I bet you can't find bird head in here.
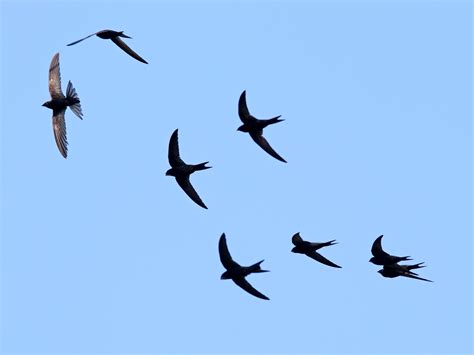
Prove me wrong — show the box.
[42,101,52,108]
[165,168,174,177]
[220,271,232,280]
[290,246,298,253]
[369,257,376,264]
[237,125,246,132]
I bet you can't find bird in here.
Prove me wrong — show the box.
[378,263,433,282]
[291,233,341,268]
[237,90,287,163]
[42,52,83,159]
[218,233,270,300]
[67,30,148,64]
[369,235,412,266]
[166,129,211,209]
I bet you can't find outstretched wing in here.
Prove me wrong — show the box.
[48,52,64,99]
[218,233,239,270]
[233,277,269,300]
[371,235,389,258]
[249,131,287,163]
[400,272,433,283]
[291,232,304,246]
[306,251,342,268]
[168,129,184,167]
[66,33,97,46]
[52,109,68,158]
[238,90,252,123]
[111,37,148,64]
[175,176,207,209]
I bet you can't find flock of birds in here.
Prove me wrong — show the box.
[41,29,432,301]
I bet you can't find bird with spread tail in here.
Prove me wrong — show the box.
[218,233,270,300]
[237,90,287,163]
[291,232,341,268]
[42,52,83,159]
[369,235,412,266]
[67,30,148,64]
[166,129,211,209]
[378,262,433,282]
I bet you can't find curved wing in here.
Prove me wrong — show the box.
[175,176,207,209]
[249,131,287,163]
[52,109,68,158]
[233,277,269,300]
[218,233,239,270]
[111,37,148,64]
[371,235,389,258]
[66,33,97,46]
[291,232,304,246]
[168,129,184,167]
[238,90,252,123]
[48,52,64,99]
[306,251,341,268]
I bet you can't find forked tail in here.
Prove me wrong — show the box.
[66,81,83,120]
[251,260,269,273]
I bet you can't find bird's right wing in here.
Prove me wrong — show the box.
[238,90,252,123]
[168,129,184,167]
[175,176,207,209]
[249,131,287,163]
[291,232,304,246]
[52,109,68,158]
[371,235,389,258]
[401,272,433,283]
[218,233,239,270]
[111,37,148,64]
[66,33,97,46]
[233,277,269,300]
[48,52,64,99]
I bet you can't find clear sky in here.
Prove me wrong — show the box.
[1,0,472,354]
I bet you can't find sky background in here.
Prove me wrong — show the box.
[1,0,472,354]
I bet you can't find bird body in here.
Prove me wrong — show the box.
[291,233,341,268]
[378,263,432,282]
[369,235,412,265]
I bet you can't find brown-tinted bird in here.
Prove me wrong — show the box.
[237,90,287,163]
[370,235,412,265]
[42,52,83,158]
[166,129,211,209]
[291,233,341,268]
[67,30,148,64]
[218,233,270,300]
[378,263,433,282]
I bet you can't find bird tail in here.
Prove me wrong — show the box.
[194,162,211,171]
[66,81,83,120]
[119,31,132,39]
[407,262,425,271]
[265,115,284,125]
[251,260,269,273]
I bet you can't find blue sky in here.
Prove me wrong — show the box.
[1,0,472,354]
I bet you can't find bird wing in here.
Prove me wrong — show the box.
[306,251,342,268]
[291,232,304,246]
[66,33,97,46]
[249,131,287,163]
[111,37,148,64]
[52,109,68,158]
[48,52,64,99]
[168,129,184,167]
[400,272,433,283]
[371,235,389,258]
[238,90,252,123]
[175,176,207,209]
[233,277,269,300]
[218,233,239,270]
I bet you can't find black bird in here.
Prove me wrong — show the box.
[378,263,433,282]
[237,90,287,163]
[218,233,270,300]
[166,129,211,209]
[370,235,412,266]
[67,30,148,64]
[42,52,83,159]
[291,233,341,268]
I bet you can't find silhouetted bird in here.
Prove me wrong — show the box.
[237,90,286,163]
[370,235,412,265]
[166,129,211,209]
[378,263,433,282]
[291,233,341,268]
[218,233,270,300]
[42,52,83,158]
[67,30,148,64]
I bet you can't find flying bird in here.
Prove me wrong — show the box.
[237,90,287,163]
[218,233,270,300]
[67,30,148,64]
[166,129,211,209]
[378,263,433,282]
[370,235,412,266]
[291,233,341,268]
[42,52,83,159]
